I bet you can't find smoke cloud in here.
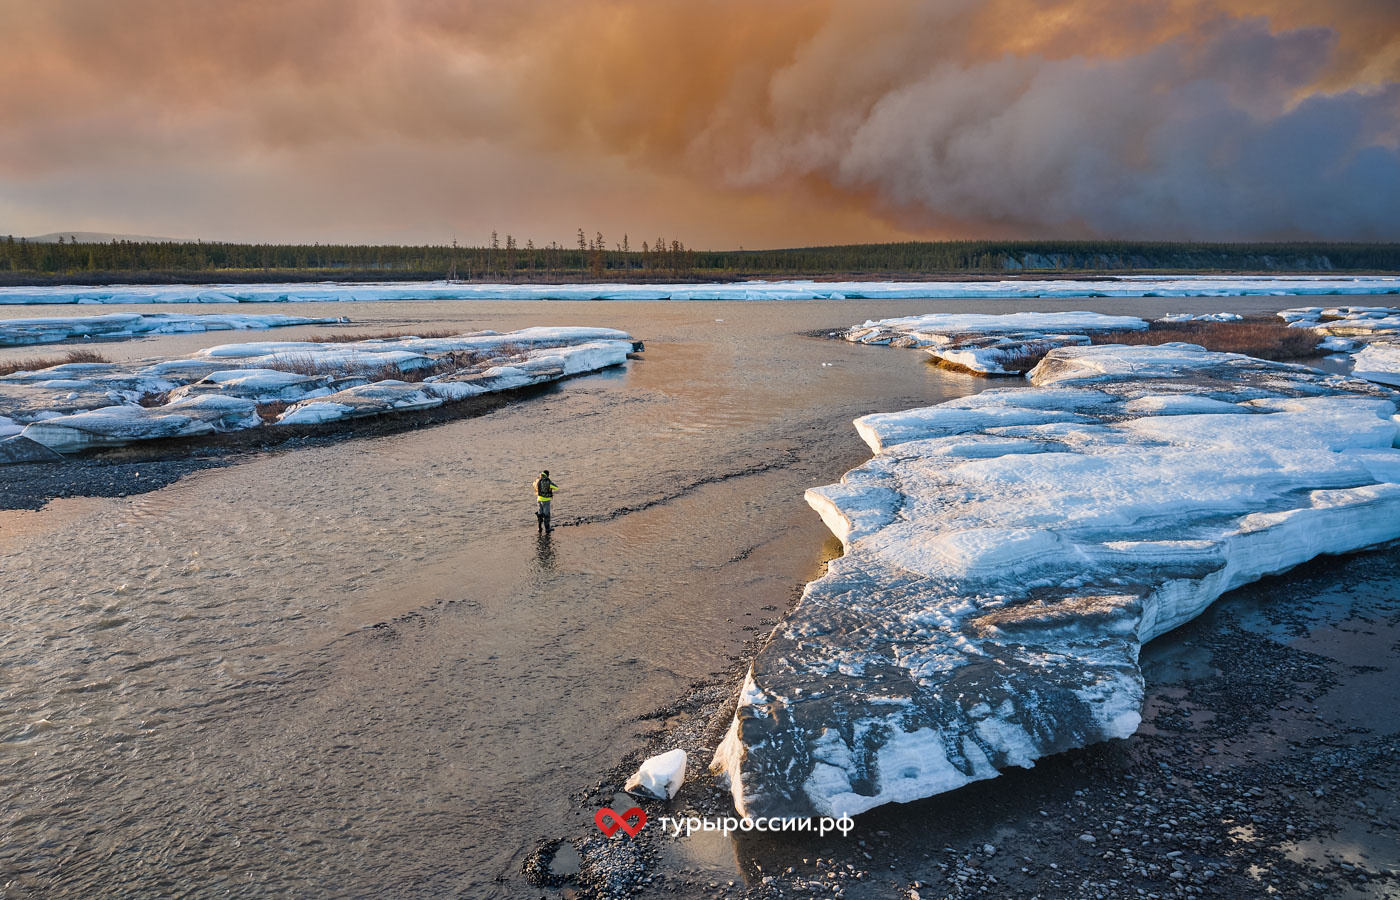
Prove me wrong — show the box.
[1,0,1397,243]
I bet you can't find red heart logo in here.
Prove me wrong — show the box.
[594,806,647,838]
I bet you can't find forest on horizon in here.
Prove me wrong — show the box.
[4,234,1400,284]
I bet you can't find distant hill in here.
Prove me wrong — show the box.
[23,231,186,244]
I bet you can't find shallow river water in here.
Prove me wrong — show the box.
[0,296,1357,897]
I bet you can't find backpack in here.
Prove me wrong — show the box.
[535,476,552,498]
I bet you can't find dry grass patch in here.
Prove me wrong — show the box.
[0,349,109,377]
[1091,319,1320,361]
[928,356,985,376]
[256,400,291,422]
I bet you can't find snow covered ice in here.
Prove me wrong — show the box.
[1156,312,1243,322]
[1279,305,1400,336]
[0,312,346,346]
[712,340,1400,819]
[20,395,263,454]
[844,311,1147,375]
[625,749,688,800]
[1279,306,1400,387]
[2,275,1400,305]
[1354,343,1400,388]
[1,327,640,457]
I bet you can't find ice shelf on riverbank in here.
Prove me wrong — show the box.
[0,327,639,456]
[712,342,1400,819]
[0,312,348,346]
[3,276,1400,305]
[844,311,1148,375]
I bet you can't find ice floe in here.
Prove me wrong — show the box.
[1278,306,1400,387]
[1157,312,1243,322]
[0,312,346,346]
[2,276,1400,305]
[0,435,61,463]
[712,342,1400,818]
[2,327,640,458]
[167,369,351,403]
[1353,343,1400,388]
[625,749,688,800]
[19,395,263,454]
[845,312,1147,375]
[276,382,442,425]
[1279,306,1400,336]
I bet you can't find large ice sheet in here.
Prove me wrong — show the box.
[2,276,1399,305]
[712,343,1400,818]
[0,313,346,346]
[6,327,638,456]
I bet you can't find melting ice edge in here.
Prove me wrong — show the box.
[713,342,1400,818]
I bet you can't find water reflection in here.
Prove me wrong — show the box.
[534,529,556,572]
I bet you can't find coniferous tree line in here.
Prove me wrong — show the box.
[2,233,1398,283]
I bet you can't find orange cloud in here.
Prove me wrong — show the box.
[1,0,1396,243]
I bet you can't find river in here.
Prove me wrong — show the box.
[0,295,1348,897]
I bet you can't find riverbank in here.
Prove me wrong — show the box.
[539,513,1400,900]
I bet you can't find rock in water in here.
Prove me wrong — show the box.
[712,343,1400,818]
[625,749,687,800]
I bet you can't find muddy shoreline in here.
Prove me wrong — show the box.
[535,539,1400,900]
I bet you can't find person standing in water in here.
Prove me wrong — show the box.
[534,470,560,533]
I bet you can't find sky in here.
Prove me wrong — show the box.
[1,0,1398,248]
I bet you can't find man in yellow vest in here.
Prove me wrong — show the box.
[534,470,560,533]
